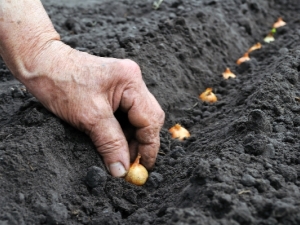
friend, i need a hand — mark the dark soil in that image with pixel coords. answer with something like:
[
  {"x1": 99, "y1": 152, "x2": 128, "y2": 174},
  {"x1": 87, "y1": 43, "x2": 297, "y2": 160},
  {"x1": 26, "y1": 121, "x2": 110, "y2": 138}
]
[{"x1": 1, "y1": 0, "x2": 300, "y2": 224}]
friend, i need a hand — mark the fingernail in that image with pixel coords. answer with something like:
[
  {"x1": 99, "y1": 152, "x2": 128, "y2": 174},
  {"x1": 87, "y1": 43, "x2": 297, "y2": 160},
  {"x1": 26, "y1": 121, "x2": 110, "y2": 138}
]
[{"x1": 109, "y1": 162, "x2": 127, "y2": 177}]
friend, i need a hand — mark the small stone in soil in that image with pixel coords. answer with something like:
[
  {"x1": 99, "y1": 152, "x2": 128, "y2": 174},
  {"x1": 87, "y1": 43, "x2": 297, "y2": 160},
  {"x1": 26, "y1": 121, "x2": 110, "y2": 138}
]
[
  {"x1": 146, "y1": 172, "x2": 164, "y2": 188},
  {"x1": 85, "y1": 166, "x2": 107, "y2": 188}
]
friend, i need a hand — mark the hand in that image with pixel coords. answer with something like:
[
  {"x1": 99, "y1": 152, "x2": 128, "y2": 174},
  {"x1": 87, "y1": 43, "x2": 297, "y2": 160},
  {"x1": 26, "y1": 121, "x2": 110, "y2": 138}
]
[{"x1": 23, "y1": 40, "x2": 165, "y2": 177}]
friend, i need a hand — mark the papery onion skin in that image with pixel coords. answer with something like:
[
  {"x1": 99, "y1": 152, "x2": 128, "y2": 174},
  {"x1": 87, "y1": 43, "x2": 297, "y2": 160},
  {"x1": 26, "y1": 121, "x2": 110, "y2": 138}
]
[
  {"x1": 125, "y1": 154, "x2": 148, "y2": 186},
  {"x1": 222, "y1": 68, "x2": 236, "y2": 79},
  {"x1": 273, "y1": 17, "x2": 286, "y2": 29},
  {"x1": 247, "y1": 43, "x2": 261, "y2": 53},
  {"x1": 236, "y1": 53, "x2": 250, "y2": 65},
  {"x1": 169, "y1": 124, "x2": 190, "y2": 140},
  {"x1": 199, "y1": 88, "x2": 217, "y2": 103}
]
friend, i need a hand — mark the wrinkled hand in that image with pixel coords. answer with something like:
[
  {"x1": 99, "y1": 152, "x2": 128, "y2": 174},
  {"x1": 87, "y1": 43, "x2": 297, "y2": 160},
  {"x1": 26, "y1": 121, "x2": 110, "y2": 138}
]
[{"x1": 25, "y1": 41, "x2": 165, "y2": 177}]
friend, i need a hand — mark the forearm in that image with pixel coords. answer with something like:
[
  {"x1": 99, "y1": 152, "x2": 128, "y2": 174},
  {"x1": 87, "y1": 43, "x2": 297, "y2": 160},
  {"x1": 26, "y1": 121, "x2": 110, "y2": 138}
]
[{"x1": 0, "y1": 0, "x2": 60, "y2": 82}]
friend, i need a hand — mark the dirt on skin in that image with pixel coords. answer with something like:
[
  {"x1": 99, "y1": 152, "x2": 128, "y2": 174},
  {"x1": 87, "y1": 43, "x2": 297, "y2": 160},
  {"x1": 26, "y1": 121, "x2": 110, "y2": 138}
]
[{"x1": 1, "y1": 0, "x2": 300, "y2": 224}]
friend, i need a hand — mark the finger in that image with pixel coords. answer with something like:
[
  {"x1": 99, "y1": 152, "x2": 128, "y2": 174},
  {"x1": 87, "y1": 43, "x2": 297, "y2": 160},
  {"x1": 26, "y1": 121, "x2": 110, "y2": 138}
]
[
  {"x1": 135, "y1": 125, "x2": 161, "y2": 169},
  {"x1": 139, "y1": 144, "x2": 159, "y2": 170},
  {"x1": 120, "y1": 84, "x2": 165, "y2": 169},
  {"x1": 89, "y1": 117, "x2": 130, "y2": 177}
]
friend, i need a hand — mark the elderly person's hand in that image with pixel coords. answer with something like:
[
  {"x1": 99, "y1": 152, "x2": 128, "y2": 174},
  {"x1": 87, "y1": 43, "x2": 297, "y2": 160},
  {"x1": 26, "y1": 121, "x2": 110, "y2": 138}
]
[{"x1": 0, "y1": 0, "x2": 165, "y2": 177}]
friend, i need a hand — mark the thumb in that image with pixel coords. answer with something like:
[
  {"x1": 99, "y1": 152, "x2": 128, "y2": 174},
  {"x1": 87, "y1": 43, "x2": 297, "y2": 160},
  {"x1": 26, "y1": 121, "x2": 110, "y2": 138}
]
[{"x1": 89, "y1": 117, "x2": 130, "y2": 177}]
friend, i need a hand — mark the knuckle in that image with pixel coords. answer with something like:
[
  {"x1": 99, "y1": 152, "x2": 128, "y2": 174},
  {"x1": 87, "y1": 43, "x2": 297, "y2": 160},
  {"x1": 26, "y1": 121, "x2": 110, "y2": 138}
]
[
  {"x1": 120, "y1": 59, "x2": 142, "y2": 79},
  {"x1": 93, "y1": 136, "x2": 125, "y2": 155},
  {"x1": 143, "y1": 152, "x2": 156, "y2": 163},
  {"x1": 140, "y1": 143, "x2": 159, "y2": 168},
  {"x1": 137, "y1": 126, "x2": 160, "y2": 144},
  {"x1": 151, "y1": 138, "x2": 161, "y2": 148},
  {"x1": 143, "y1": 143, "x2": 159, "y2": 158},
  {"x1": 123, "y1": 59, "x2": 140, "y2": 70}
]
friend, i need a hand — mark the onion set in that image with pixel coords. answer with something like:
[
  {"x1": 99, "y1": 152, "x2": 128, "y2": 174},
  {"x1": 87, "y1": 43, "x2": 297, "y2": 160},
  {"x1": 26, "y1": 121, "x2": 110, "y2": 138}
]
[
  {"x1": 236, "y1": 53, "x2": 250, "y2": 65},
  {"x1": 199, "y1": 88, "x2": 217, "y2": 103},
  {"x1": 222, "y1": 68, "x2": 236, "y2": 79},
  {"x1": 125, "y1": 154, "x2": 148, "y2": 186},
  {"x1": 247, "y1": 43, "x2": 262, "y2": 53},
  {"x1": 273, "y1": 17, "x2": 286, "y2": 29},
  {"x1": 169, "y1": 124, "x2": 190, "y2": 140}
]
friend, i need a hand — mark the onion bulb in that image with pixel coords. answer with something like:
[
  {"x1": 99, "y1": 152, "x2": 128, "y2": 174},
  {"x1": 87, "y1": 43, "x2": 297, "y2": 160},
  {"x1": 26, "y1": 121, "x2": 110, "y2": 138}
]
[
  {"x1": 236, "y1": 53, "x2": 250, "y2": 65},
  {"x1": 199, "y1": 87, "x2": 217, "y2": 103},
  {"x1": 247, "y1": 43, "x2": 262, "y2": 53},
  {"x1": 222, "y1": 68, "x2": 236, "y2": 79},
  {"x1": 273, "y1": 17, "x2": 286, "y2": 29},
  {"x1": 125, "y1": 154, "x2": 148, "y2": 186},
  {"x1": 264, "y1": 33, "x2": 275, "y2": 43},
  {"x1": 169, "y1": 124, "x2": 190, "y2": 140}
]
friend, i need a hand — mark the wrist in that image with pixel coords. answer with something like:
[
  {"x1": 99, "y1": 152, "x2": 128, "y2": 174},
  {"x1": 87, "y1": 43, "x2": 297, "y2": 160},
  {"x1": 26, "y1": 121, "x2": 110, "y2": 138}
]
[
  {"x1": 0, "y1": 0, "x2": 60, "y2": 82},
  {"x1": 0, "y1": 32, "x2": 61, "y2": 83},
  {"x1": 17, "y1": 40, "x2": 74, "y2": 96}
]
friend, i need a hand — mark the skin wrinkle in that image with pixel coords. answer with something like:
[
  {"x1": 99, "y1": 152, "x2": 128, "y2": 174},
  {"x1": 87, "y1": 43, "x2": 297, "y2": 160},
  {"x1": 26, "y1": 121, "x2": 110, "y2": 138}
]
[
  {"x1": 89, "y1": 116, "x2": 130, "y2": 169},
  {"x1": 68, "y1": 89, "x2": 95, "y2": 131},
  {"x1": 139, "y1": 144, "x2": 159, "y2": 169},
  {"x1": 44, "y1": 47, "x2": 108, "y2": 132},
  {"x1": 110, "y1": 86, "x2": 118, "y2": 112},
  {"x1": 29, "y1": 76, "x2": 61, "y2": 117},
  {"x1": 110, "y1": 70, "x2": 132, "y2": 112},
  {"x1": 75, "y1": 96, "x2": 109, "y2": 132},
  {"x1": 72, "y1": 63, "x2": 90, "y2": 87},
  {"x1": 106, "y1": 62, "x2": 125, "y2": 111},
  {"x1": 136, "y1": 125, "x2": 158, "y2": 144},
  {"x1": 112, "y1": 60, "x2": 142, "y2": 111},
  {"x1": 121, "y1": 83, "x2": 149, "y2": 127},
  {"x1": 90, "y1": 115, "x2": 116, "y2": 128},
  {"x1": 24, "y1": 44, "x2": 74, "y2": 124},
  {"x1": 95, "y1": 133, "x2": 125, "y2": 153},
  {"x1": 131, "y1": 96, "x2": 152, "y2": 127},
  {"x1": 26, "y1": 37, "x2": 61, "y2": 74}
]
